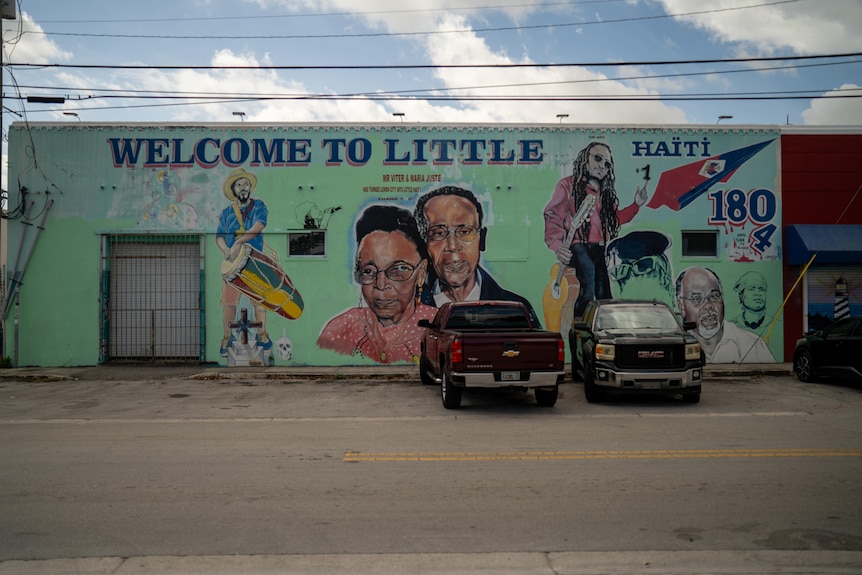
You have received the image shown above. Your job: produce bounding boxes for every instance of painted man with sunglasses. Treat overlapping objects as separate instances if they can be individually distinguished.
[544,141,649,319]
[605,230,675,306]
[675,266,775,363]
[415,186,541,327]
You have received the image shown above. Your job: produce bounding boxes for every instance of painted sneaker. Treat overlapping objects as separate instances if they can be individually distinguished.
[257,331,273,351]
[220,335,236,356]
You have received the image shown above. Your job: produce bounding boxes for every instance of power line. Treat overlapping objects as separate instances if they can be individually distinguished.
[7,91,860,118]
[8,52,861,71]
[33,0,627,25]
[29,0,803,41]
[6,55,859,115]
[10,56,859,99]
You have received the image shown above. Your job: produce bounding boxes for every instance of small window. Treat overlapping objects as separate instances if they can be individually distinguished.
[288,230,326,257]
[681,230,718,257]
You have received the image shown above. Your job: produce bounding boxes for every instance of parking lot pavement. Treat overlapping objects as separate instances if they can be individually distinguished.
[0,362,794,422]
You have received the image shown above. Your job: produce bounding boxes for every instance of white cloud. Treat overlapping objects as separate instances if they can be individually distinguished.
[800,84,862,125]
[415,13,688,124]
[1,11,72,64]
[242,2,689,124]
[2,12,74,189]
[10,1,858,129]
[245,0,551,31]
[659,0,862,55]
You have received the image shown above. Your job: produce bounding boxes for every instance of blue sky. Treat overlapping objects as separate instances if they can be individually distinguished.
[2,0,861,134]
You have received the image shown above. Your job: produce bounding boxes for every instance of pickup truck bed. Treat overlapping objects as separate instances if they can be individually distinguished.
[419,301,565,408]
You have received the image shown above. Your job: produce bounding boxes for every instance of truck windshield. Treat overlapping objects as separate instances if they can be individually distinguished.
[596,306,679,330]
[448,306,531,329]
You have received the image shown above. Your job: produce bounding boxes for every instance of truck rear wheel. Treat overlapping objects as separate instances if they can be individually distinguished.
[441,371,462,409]
[535,386,558,407]
[419,353,435,385]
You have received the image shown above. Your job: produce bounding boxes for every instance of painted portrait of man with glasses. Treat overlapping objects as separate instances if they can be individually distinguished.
[675,266,775,363]
[414,185,540,327]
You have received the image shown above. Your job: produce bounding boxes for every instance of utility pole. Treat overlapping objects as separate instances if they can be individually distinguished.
[1,0,17,360]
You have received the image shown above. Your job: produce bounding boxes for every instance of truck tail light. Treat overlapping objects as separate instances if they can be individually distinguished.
[557,339,565,362]
[451,338,463,365]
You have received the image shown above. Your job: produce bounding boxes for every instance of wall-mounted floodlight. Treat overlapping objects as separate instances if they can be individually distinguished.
[393,112,405,122]
[556,114,569,123]
[63,112,81,121]
[716,115,733,123]
[233,111,246,122]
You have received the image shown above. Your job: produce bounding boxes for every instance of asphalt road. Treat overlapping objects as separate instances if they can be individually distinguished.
[1,370,861,574]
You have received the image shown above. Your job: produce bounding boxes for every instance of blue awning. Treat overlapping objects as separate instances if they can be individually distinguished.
[786,224,862,264]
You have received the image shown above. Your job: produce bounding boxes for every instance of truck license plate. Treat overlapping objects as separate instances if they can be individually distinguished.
[501,371,520,381]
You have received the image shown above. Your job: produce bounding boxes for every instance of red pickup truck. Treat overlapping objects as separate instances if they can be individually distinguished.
[417,300,566,408]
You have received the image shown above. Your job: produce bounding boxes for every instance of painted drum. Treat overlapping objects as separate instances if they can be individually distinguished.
[221,244,304,320]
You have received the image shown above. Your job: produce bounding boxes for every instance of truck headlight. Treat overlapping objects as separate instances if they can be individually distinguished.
[685,343,702,361]
[595,343,615,361]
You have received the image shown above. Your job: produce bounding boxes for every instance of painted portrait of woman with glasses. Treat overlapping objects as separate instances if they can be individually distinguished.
[317,204,437,364]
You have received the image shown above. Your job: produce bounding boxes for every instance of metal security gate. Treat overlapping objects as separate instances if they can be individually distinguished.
[101,235,204,362]
[804,265,862,332]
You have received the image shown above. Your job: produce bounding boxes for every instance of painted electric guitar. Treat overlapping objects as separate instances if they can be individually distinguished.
[542,195,595,332]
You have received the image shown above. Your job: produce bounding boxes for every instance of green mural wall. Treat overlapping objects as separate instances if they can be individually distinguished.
[5,123,783,366]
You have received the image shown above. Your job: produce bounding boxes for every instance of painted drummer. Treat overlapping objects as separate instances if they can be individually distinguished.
[216,167,272,356]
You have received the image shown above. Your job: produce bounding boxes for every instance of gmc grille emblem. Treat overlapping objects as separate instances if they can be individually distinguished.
[638,351,665,358]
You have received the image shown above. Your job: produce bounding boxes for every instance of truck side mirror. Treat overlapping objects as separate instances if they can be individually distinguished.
[572,321,590,331]
[418,319,432,328]
[683,321,697,331]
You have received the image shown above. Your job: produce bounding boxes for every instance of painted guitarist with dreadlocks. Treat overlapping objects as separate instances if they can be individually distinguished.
[543,142,649,325]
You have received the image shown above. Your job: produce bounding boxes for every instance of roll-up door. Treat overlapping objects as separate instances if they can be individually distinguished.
[103,235,203,361]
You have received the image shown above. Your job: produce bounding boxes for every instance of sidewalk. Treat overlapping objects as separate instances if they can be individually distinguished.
[0,362,795,382]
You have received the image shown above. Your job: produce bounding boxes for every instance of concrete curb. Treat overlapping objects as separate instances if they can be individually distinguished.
[0,363,796,382]
[2,550,860,575]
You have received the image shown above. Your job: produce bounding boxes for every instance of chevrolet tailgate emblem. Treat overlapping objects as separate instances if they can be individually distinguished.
[502,350,520,358]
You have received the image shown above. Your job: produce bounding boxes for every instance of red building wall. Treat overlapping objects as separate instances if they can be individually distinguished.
[781,133,862,360]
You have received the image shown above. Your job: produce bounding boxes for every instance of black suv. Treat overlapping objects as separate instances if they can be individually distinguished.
[570,299,704,403]
[793,316,862,383]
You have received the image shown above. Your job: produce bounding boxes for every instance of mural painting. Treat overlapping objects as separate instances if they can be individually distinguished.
[5,124,784,366]
[415,186,540,326]
[317,205,434,363]
[606,230,676,306]
[730,271,771,331]
[140,169,200,229]
[542,141,649,334]
[805,268,862,331]
[216,167,303,366]
[675,266,775,363]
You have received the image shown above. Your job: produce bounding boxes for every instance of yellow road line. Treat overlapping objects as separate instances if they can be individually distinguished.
[343,448,862,462]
